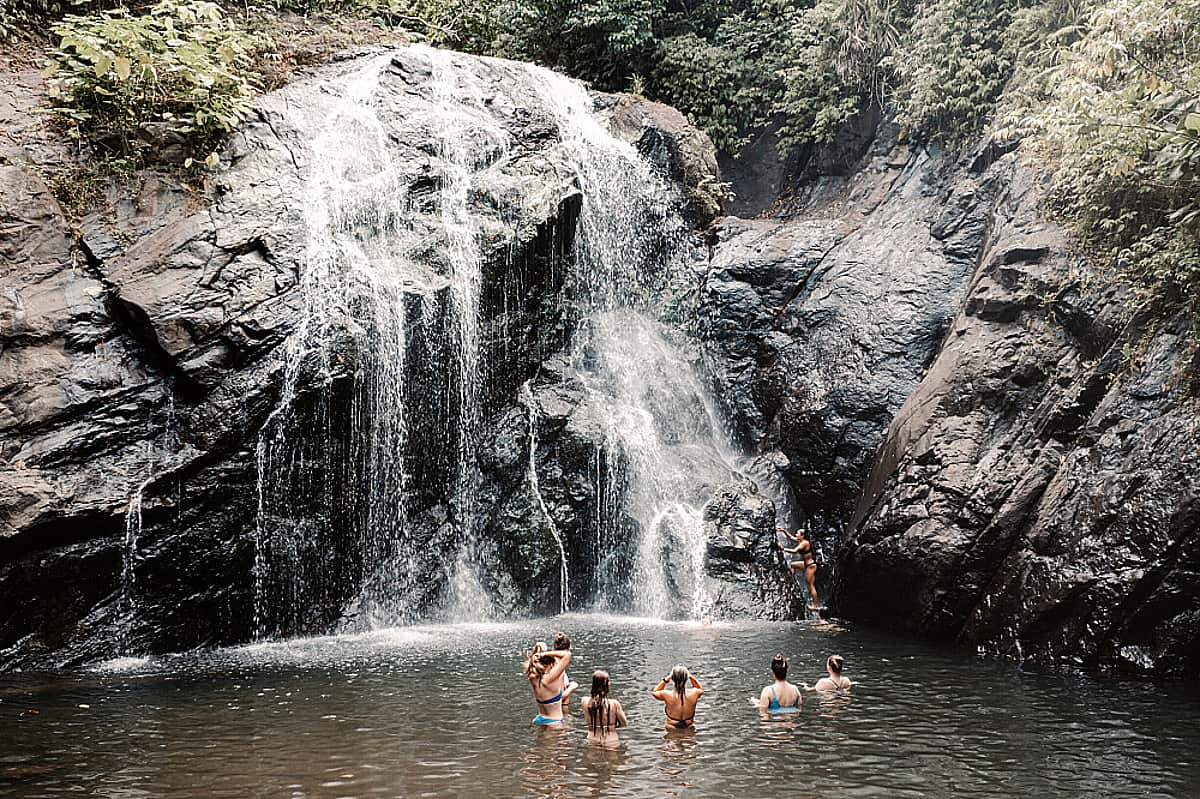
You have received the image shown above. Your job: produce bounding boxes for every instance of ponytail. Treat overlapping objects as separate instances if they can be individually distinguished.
[670,664,688,701]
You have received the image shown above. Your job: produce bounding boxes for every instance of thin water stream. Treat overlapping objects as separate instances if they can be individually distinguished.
[3,616,1197,798]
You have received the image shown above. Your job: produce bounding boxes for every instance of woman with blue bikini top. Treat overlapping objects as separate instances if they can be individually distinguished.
[524,641,572,725]
[755,653,802,714]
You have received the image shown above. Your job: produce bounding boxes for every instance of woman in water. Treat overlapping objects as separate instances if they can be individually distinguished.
[651,665,705,729]
[581,670,627,747]
[780,526,819,610]
[809,654,852,691]
[523,641,572,725]
[755,653,802,713]
[552,631,579,709]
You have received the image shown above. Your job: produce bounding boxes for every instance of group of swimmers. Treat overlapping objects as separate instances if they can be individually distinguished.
[523,631,852,746]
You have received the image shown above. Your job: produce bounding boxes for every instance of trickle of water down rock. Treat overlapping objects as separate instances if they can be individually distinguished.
[252,46,766,636]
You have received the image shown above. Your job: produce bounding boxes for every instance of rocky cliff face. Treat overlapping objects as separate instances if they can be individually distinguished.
[835,165,1200,677]
[1,46,796,669]
[696,116,1199,676]
[4,42,1194,676]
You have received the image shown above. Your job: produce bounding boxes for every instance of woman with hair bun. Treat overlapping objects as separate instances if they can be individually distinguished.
[811,654,852,691]
[523,641,572,725]
[754,653,802,713]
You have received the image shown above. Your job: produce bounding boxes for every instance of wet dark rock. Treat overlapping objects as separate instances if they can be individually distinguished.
[696,109,1198,675]
[703,478,806,620]
[696,128,1004,558]
[0,47,718,668]
[597,94,722,227]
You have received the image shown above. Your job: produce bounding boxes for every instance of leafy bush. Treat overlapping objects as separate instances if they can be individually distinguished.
[652,2,799,154]
[45,0,261,168]
[773,0,864,154]
[267,0,459,34]
[2,0,87,40]
[886,0,1017,142]
[1009,0,1200,318]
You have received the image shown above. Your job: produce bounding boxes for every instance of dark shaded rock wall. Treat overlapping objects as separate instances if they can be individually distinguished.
[696,124,1007,568]
[834,166,1200,676]
[697,114,1198,675]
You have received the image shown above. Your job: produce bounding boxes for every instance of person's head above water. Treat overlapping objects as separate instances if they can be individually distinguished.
[523,641,553,679]
[827,654,845,675]
[771,653,788,680]
[670,664,689,696]
[553,631,571,651]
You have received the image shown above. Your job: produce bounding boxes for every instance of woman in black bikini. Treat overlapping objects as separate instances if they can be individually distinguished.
[582,670,627,747]
[651,665,704,729]
[780,526,819,610]
[523,641,572,726]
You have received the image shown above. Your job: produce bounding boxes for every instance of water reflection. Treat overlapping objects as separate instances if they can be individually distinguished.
[519,727,574,798]
[577,744,627,796]
[655,727,699,789]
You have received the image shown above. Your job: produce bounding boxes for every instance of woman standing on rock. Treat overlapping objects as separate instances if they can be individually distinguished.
[524,641,572,725]
[582,670,627,747]
[651,664,705,729]
[780,526,819,610]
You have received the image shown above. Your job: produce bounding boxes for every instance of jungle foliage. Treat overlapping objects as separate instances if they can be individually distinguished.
[13,0,1200,322]
[44,0,260,169]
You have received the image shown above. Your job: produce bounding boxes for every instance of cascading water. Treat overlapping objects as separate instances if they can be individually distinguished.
[575,312,735,618]
[256,55,419,635]
[426,48,511,619]
[526,65,742,618]
[254,46,758,634]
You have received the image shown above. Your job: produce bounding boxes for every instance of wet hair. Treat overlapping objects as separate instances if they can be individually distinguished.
[553,631,571,651]
[670,665,688,700]
[523,642,551,681]
[588,670,611,735]
[828,654,845,675]
[771,653,788,680]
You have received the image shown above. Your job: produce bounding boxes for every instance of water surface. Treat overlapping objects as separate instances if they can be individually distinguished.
[2,616,1197,798]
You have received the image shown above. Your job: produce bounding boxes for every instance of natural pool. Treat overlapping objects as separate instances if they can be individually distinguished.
[2,615,1197,798]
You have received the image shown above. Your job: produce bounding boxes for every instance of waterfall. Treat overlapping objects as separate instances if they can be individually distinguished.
[526,65,737,618]
[120,476,148,653]
[575,312,734,618]
[426,48,510,618]
[256,54,419,635]
[254,46,750,633]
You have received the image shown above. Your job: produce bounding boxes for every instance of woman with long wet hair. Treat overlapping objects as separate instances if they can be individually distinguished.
[523,641,572,725]
[651,664,704,729]
[581,670,627,747]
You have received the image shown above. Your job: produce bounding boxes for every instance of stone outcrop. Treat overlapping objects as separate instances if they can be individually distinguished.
[696,111,1198,675]
[696,123,1004,568]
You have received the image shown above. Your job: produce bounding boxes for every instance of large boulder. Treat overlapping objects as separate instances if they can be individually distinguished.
[696,124,1005,564]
